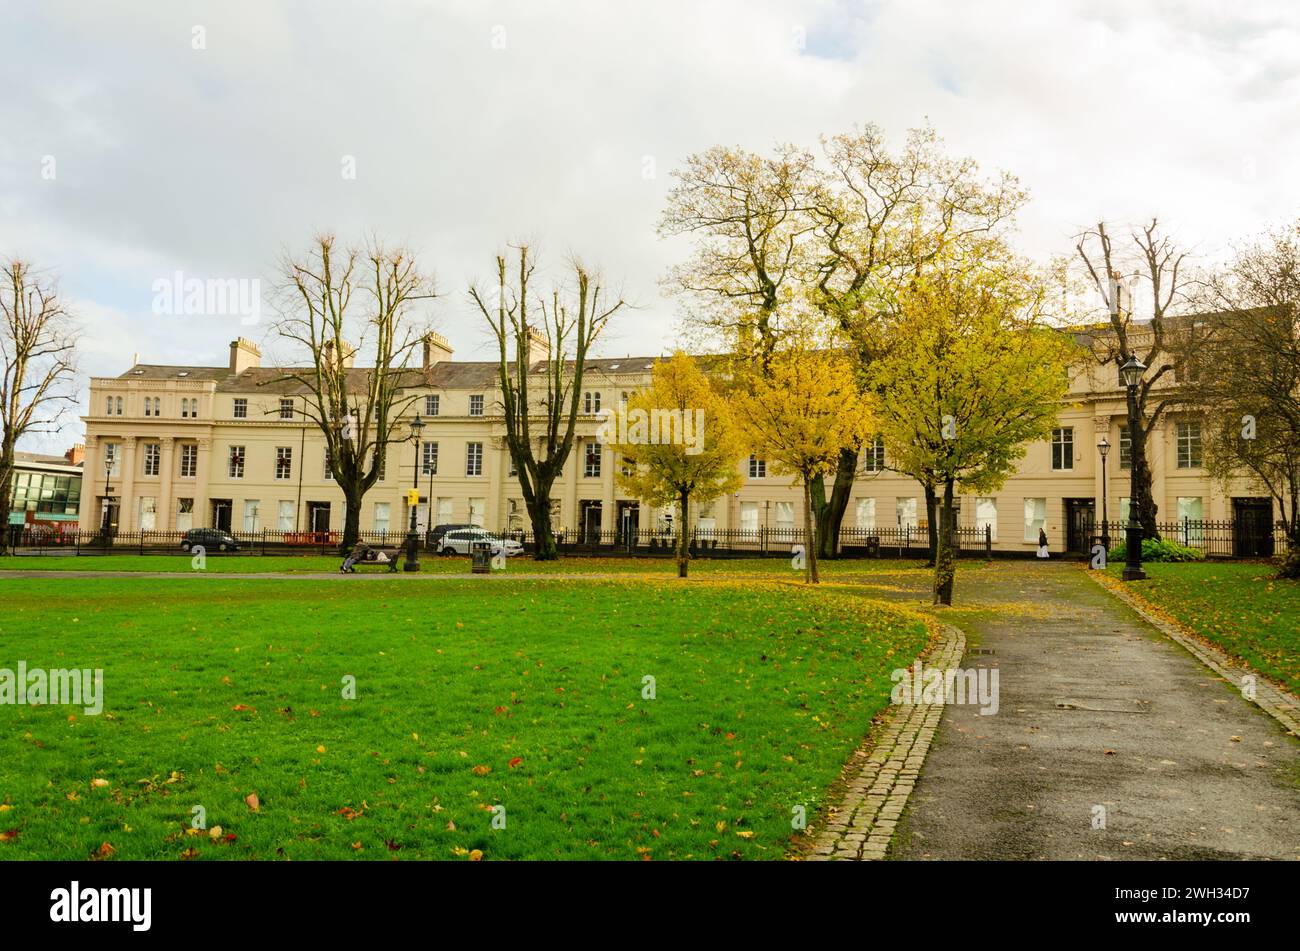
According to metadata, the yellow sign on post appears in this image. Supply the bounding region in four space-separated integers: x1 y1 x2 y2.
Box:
406 489 419 506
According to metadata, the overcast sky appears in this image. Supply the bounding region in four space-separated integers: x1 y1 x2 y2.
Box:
4 0 1300 452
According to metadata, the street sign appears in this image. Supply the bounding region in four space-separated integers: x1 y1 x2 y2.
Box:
406 489 419 506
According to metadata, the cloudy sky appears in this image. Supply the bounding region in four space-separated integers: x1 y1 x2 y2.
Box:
4 0 1300 451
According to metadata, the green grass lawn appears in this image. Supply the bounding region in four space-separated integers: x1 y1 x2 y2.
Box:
0 576 929 860
0 552 945 577
1104 561 1300 693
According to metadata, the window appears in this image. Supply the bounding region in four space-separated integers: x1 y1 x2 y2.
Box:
436 498 454 524
180 398 188 419
105 396 114 416
279 398 295 420
373 452 386 482
323 450 334 481
469 395 484 417
104 443 120 477
863 436 885 473
748 455 767 479
425 395 440 417
1023 498 1047 542
422 441 438 476
278 500 295 532
176 498 194 532
1051 427 1074 471
976 498 998 542
584 441 601 478
739 501 759 533
468 498 485 527
373 501 390 534
1177 496 1204 545
228 445 245 479
584 391 601 414
115 396 124 416
143 443 160 476
242 500 260 533
143 398 153 417
138 496 157 531
1119 497 1131 523
896 498 919 531
180 444 197 478
1177 421 1202 468
775 501 795 531
855 498 876 531
275 447 292 480
1118 425 1132 470
154 397 162 417
466 442 483 476
233 398 248 419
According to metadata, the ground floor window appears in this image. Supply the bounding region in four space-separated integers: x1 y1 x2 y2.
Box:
775 501 795 532
896 497 918 531
976 497 998 542
436 497 454 525
1119 497 1131 523
1177 496 1204 544
855 497 876 531
739 501 759 533
138 496 158 532
176 497 194 532
373 501 390 534
243 500 261 533
1023 498 1046 541
468 498 485 527
278 501 295 532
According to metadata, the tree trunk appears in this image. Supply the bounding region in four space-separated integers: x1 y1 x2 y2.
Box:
341 488 362 552
803 480 820 584
924 483 939 566
810 447 857 559
677 490 691 578
1126 390 1161 540
933 480 956 605
527 491 558 560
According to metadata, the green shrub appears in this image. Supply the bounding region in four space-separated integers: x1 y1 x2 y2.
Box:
1108 537 1205 563
1275 546 1300 580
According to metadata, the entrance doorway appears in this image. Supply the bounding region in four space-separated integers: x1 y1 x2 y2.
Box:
100 496 119 532
1064 498 1096 554
211 499 232 532
307 502 332 534
1232 498 1274 557
616 500 640 547
579 500 603 544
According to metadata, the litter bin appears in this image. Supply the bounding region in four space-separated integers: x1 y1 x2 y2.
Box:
471 540 492 574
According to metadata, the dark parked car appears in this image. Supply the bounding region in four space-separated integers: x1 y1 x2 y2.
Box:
181 528 241 552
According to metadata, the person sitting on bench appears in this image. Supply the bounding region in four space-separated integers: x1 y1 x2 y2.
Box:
341 541 370 573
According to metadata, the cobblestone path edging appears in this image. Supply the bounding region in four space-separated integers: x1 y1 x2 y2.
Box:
808 622 966 861
1089 570 1299 737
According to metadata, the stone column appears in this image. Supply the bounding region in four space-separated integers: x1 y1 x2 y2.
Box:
79 437 99 532
158 437 175 532
194 438 212 528
119 437 138 531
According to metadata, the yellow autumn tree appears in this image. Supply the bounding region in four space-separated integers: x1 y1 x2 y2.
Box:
603 352 745 578
731 345 875 583
867 242 1076 604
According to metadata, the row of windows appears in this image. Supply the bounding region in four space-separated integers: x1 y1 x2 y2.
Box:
106 395 203 418
1055 423 1203 471
8 473 81 514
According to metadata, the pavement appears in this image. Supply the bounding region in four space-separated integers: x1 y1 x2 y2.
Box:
881 562 1299 860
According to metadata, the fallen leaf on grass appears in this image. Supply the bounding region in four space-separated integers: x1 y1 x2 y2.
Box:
91 842 115 860
468 849 483 861
0 829 19 843
232 704 255 712
91 778 110 788
471 765 491 776
245 793 260 812
508 757 522 769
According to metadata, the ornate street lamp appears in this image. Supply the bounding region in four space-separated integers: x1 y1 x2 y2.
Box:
404 414 424 572
1097 435 1111 554
102 456 114 535
1118 356 1147 581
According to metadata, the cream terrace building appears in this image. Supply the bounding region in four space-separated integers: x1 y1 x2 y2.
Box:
79 331 1281 556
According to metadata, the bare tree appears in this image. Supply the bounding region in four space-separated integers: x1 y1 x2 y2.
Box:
272 234 434 550
470 246 624 560
1188 223 1300 577
1 260 77 528
1075 219 1201 540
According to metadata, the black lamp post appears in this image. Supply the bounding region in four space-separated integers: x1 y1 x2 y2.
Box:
102 456 114 534
1119 355 1147 581
1097 435 1111 553
404 414 424 572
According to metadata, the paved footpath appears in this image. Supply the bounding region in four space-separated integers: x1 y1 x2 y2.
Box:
884 563 1298 860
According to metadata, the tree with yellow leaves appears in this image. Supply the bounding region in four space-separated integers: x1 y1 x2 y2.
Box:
867 242 1076 604
731 345 874 583
602 352 745 578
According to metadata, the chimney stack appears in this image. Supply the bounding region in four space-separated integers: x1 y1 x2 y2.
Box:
65 443 85 467
422 331 454 368
229 337 261 374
